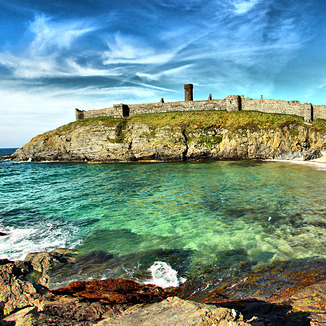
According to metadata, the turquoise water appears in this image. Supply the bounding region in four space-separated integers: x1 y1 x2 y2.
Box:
1 154 326 287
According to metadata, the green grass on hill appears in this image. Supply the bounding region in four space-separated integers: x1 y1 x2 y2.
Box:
131 110 306 132
58 110 326 135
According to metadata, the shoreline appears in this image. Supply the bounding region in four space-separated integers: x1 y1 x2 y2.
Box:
3 155 326 165
1 251 326 325
266 153 326 169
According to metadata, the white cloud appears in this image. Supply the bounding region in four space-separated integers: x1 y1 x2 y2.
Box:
0 52 124 79
232 0 259 14
136 64 194 81
103 33 175 65
29 15 94 54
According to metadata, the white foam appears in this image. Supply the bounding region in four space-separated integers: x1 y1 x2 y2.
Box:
0 223 81 261
144 261 186 288
266 159 326 171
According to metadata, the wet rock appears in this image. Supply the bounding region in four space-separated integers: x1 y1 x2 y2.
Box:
48 247 192 290
24 248 77 287
192 260 326 304
0 260 46 315
95 296 251 325
52 278 169 304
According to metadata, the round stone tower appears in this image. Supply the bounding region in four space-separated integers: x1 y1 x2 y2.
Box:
184 84 193 101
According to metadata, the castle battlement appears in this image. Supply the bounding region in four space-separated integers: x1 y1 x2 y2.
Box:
75 84 326 122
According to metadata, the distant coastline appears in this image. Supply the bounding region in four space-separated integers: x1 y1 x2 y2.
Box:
0 148 18 157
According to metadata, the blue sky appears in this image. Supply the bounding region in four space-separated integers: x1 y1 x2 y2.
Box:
1 0 326 147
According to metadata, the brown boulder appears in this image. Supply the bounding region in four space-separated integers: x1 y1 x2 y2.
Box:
52 278 169 304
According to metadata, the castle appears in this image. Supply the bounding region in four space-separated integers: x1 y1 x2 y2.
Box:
75 84 326 122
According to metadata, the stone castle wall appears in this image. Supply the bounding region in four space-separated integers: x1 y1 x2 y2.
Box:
241 98 313 122
76 94 326 123
313 104 326 120
127 99 230 115
75 96 241 120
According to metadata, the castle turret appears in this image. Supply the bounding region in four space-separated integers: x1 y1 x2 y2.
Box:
184 84 193 101
225 95 241 112
75 108 85 120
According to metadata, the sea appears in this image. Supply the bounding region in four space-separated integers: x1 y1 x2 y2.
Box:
1 147 326 290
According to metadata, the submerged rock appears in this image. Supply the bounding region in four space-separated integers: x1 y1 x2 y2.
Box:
24 248 77 287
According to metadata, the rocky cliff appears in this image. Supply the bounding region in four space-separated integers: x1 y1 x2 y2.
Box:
10 111 326 162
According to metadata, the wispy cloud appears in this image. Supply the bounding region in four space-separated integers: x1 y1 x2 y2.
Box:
102 33 175 65
29 15 94 54
232 0 260 14
136 64 194 82
0 15 101 79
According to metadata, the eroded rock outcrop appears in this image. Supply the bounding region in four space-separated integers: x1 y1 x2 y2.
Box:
0 259 46 315
9 111 326 162
96 296 251 326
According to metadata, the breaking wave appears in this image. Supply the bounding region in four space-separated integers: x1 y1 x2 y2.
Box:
145 261 186 288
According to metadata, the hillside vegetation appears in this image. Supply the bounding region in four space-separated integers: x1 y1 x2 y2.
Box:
60 110 313 132
11 110 326 162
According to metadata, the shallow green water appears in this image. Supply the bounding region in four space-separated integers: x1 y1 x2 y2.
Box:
0 158 325 286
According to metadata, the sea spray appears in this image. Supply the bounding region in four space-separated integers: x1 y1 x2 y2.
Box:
145 261 186 288
0 223 81 260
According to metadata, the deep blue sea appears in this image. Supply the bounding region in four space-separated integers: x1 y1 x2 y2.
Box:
1 148 326 288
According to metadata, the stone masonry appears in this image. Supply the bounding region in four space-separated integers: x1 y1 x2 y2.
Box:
75 85 326 122
184 84 193 101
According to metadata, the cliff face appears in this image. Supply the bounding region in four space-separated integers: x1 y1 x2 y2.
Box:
11 111 326 162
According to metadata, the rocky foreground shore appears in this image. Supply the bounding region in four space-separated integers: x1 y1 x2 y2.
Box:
1 249 326 325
